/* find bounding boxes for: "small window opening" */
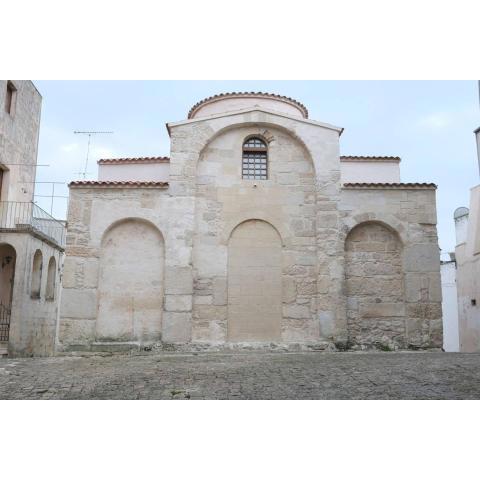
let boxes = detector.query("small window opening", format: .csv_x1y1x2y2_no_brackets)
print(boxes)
242,137,268,180
5,81,17,116
471,299,477,307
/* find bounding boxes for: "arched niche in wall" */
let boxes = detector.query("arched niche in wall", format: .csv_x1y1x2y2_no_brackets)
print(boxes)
30,250,43,299
227,219,282,342
344,221,406,348
45,256,56,301
96,218,165,343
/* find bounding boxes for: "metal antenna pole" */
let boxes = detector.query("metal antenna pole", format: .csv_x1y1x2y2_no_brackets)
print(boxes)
74,131,113,179
84,133,92,180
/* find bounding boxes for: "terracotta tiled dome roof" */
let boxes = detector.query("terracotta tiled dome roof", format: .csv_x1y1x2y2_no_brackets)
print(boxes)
188,92,309,119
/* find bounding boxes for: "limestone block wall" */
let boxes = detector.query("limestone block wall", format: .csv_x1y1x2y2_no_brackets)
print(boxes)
60,109,345,350
168,110,344,346
345,223,406,347
96,219,165,342
191,124,322,343
59,107,442,351
59,185,194,349
0,232,62,356
0,80,42,203
227,220,283,341
339,186,442,348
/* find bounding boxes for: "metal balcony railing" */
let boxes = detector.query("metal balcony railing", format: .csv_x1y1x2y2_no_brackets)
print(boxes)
0,201,66,247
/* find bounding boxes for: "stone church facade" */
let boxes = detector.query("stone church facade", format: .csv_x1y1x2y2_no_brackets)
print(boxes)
59,92,443,352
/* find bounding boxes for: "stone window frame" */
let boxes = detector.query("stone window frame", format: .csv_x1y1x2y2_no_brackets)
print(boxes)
242,136,268,180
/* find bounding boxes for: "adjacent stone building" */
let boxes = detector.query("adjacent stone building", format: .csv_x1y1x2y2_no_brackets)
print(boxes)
449,82,480,353
0,80,65,357
59,92,443,353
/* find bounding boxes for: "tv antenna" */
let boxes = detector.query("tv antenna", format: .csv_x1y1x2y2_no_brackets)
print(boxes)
74,130,113,179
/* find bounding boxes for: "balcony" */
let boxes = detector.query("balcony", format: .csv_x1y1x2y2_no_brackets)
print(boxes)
0,201,66,248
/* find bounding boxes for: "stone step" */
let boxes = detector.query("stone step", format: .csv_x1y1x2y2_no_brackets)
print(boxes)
90,342,142,353
0,342,8,357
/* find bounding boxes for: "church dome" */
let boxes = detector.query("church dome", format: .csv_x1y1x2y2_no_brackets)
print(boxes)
188,92,308,119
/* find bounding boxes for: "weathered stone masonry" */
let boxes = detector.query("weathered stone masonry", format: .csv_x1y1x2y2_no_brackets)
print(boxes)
58,92,443,352
1,80,65,357
340,185,442,348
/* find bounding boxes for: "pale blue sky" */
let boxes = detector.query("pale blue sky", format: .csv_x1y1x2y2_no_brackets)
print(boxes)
34,80,479,254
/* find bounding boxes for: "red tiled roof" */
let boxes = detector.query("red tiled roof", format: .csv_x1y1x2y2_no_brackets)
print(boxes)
188,92,309,119
69,181,169,188
343,182,436,189
97,157,170,165
340,156,401,162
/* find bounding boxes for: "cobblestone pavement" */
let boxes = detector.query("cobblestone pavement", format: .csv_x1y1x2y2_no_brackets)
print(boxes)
1,351,480,399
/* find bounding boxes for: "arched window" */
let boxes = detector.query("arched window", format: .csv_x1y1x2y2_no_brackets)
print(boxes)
31,250,43,299
242,137,268,180
45,257,56,300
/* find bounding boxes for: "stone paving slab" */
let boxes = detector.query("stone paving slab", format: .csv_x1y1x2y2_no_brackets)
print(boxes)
1,351,480,400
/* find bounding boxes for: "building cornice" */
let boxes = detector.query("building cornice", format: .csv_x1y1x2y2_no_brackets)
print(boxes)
166,106,343,137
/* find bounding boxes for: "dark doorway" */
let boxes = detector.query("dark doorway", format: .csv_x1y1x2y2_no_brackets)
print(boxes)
0,244,16,342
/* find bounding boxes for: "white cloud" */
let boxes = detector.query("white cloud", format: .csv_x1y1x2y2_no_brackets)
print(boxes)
60,142,79,152
416,112,452,129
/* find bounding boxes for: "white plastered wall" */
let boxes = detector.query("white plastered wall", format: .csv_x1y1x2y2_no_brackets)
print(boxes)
192,97,305,119
98,162,169,182
455,184,480,352
340,160,401,184
440,260,459,352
